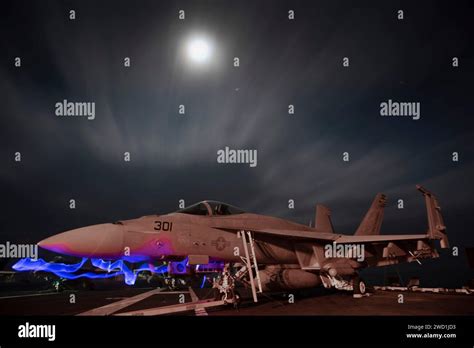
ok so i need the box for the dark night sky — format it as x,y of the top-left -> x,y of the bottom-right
1,0 -> 473,287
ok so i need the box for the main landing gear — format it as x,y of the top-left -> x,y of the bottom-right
352,276 -> 367,298
321,272 -> 369,298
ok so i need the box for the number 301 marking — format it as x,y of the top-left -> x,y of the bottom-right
154,221 -> 173,231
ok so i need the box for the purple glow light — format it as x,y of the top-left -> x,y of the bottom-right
12,258 -> 168,285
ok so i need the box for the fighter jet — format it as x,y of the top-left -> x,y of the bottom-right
36,185 -> 449,300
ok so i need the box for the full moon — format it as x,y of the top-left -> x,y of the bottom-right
187,38 -> 212,63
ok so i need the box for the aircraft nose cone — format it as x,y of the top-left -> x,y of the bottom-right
38,223 -> 124,258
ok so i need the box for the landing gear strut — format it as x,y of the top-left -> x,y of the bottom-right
213,264 -> 241,308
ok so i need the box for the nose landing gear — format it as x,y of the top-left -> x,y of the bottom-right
213,264 -> 241,308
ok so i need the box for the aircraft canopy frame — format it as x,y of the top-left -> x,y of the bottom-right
175,200 -> 245,216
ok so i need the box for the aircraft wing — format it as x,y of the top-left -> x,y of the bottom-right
230,185 -> 448,273
251,186 -> 449,270
249,229 -> 429,245
251,227 -> 441,270
334,233 -> 429,244
250,228 -> 340,241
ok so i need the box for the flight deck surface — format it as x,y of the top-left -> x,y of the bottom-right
0,288 -> 472,316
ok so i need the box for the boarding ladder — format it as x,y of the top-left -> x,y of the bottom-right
237,230 -> 262,302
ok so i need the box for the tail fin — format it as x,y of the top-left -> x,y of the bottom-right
355,193 -> 387,236
417,185 -> 449,248
315,205 -> 335,233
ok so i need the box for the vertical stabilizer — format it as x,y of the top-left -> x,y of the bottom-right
354,193 -> 387,235
315,205 -> 335,233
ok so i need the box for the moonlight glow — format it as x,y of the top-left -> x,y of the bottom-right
187,38 -> 212,63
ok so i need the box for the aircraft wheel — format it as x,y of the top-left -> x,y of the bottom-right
219,290 -> 238,305
353,277 -> 366,298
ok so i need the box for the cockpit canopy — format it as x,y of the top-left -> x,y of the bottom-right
175,200 -> 245,216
